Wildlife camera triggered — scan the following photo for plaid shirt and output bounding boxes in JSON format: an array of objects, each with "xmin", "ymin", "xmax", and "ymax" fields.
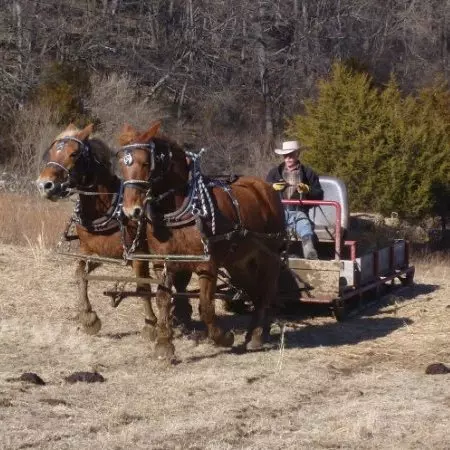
[{"xmin": 282, "ymin": 164, "xmax": 302, "ymax": 200}]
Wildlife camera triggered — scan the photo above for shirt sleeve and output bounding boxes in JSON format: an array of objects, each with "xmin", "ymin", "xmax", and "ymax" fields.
[{"xmin": 266, "ymin": 168, "xmax": 277, "ymax": 183}]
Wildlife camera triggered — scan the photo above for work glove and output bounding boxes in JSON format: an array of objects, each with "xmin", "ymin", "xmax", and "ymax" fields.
[
  {"xmin": 296, "ymin": 182, "xmax": 310, "ymax": 194},
  {"xmin": 272, "ymin": 182, "xmax": 287, "ymax": 191}
]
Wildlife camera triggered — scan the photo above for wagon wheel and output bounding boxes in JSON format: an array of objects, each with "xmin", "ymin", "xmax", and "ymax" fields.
[
  {"xmin": 332, "ymin": 298, "xmax": 348, "ymax": 322},
  {"xmin": 400, "ymin": 268, "xmax": 415, "ymax": 287}
]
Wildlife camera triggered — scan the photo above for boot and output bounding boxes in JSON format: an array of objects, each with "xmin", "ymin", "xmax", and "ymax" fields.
[{"xmin": 302, "ymin": 235, "xmax": 318, "ymax": 260}]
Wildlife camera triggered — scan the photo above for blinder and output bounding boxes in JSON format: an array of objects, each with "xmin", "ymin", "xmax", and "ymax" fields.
[{"xmin": 116, "ymin": 142, "xmax": 156, "ymax": 173}]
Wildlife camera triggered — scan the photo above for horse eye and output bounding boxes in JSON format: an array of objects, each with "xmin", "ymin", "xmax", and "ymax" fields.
[{"xmin": 70, "ymin": 150, "xmax": 81, "ymax": 158}]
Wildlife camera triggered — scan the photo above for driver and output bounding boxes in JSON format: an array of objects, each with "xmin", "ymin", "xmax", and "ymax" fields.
[{"xmin": 266, "ymin": 140, "xmax": 323, "ymax": 259}]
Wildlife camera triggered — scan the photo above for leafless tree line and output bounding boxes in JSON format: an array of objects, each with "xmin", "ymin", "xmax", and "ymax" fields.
[{"xmin": 0, "ymin": 0, "xmax": 448, "ymax": 161}]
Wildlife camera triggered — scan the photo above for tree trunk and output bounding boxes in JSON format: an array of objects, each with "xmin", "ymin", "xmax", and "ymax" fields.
[
  {"xmin": 13, "ymin": 2, "xmax": 22, "ymax": 67},
  {"xmin": 177, "ymin": 79, "xmax": 188, "ymax": 121},
  {"xmin": 256, "ymin": 2, "xmax": 274, "ymax": 150}
]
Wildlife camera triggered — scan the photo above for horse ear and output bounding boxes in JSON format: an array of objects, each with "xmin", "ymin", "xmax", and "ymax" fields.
[
  {"xmin": 118, "ymin": 123, "xmax": 137, "ymax": 145},
  {"xmin": 77, "ymin": 123, "xmax": 95, "ymax": 141},
  {"xmin": 140, "ymin": 121, "xmax": 161, "ymax": 142}
]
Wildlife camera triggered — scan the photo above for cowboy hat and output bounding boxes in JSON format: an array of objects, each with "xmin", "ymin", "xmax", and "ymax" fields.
[{"xmin": 274, "ymin": 140, "xmax": 305, "ymax": 155}]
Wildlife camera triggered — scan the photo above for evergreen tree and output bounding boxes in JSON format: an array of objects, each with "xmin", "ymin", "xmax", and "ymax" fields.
[{"xmin": 286, "ymin": 63, "xmax": 450, "ymax": 222}]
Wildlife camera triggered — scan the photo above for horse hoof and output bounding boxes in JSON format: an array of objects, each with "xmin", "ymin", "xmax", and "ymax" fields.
[
  {"xmin": 218, "ymin": 330, "xmax": 235, "ymax": 347},
  {"xmin": 173, "ymin": 323, "xmax": 192, "ymax": 338},
  {"xmin": 154, "ymin": 341, "xmax": 175, "ymax": 360},
  {"xmin": 245, "ymin": 328, "xmax": 264, "ymax": 351},
  {"xmin": 245, "ymin": 338, "xmax": 264, "ymax": 352},
  {"xmin": 80, "ymin": 312, "xmax": 102, "ymax": 335},
  {"xmin": 141, "ymin": 324, "xmax": 157, "ymax": 341}
]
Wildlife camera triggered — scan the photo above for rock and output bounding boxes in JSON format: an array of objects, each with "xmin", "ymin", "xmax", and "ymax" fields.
[
  {"xmin": 0, "ymin": 398, "xmax": 13, "ymax": 407},
  {"xmin": 425, "ymin": 363, "xmax": 450, "ymax": 375},
  {"xmin": 64, "ymin": 371, "xmax": 106, "ymax": 384},
  {"xmin": 19, "ymin": 372, "xmax": 46, "ymax": 385},
  {"xmin": 6, "ymin": 372, "xmax": 46, "ymax": 385}
]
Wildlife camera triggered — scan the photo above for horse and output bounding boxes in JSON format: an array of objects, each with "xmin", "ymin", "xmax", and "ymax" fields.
[
  {"xmin": 115, "ymin": 122, "xmax": 285, "ymax": 359},
  {"xmin": 36, "ymin": 123, "xmax": 192, "ymax": 339}
]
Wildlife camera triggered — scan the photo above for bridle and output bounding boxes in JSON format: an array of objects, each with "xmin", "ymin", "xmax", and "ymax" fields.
[
  {"xmin": 115, "ymin": 140, "xmax": 173, "ymax": 197},
  {"xmin": 117, "ymin": 141, "xmax": 219, "ymax": 232},
  {"xmin": 43, "ymin": 136, "xmax": 92, "ymax": 196}
]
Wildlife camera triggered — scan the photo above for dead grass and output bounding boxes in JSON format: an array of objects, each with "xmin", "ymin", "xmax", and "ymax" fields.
[
  {"xmin": 0, "ymin": 193, "xmax": 72, "ymax": 248},
  {"xmin": 0, "ymin": 192, "xmax": 449, "ymax": 449},
  {"xmin": 0, "ymin": 240, "xmax": 449, "ymax": 449}
]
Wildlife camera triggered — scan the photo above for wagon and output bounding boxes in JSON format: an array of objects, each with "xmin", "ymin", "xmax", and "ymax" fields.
[
  {"xmin": 276, "ymin": 176, "xmax": 415, "ymax": 320},
  {"xmin": 57, "ymin": 176, "xmax": 414, "ymax": 321}
]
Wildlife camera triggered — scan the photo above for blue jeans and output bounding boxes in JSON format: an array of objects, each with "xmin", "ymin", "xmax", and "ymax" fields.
[{"xmin": 285, "ymin": 209, "xmax": 314, "ymax": 239}]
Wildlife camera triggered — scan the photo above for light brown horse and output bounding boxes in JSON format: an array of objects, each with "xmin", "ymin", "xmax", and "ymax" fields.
[
  {"xmin": 116, "ymin": 122, "xmax": 285, "ymax": 359},
  {"xmin": 36, "ymin": 124, "xmax": 191, "ymax": 338}
]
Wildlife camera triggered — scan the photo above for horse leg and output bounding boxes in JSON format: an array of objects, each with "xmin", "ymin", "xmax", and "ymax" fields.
[
  {"xmin": 76, "ymin": 260, "xmax": 102, "ymax": 335},
  {"xmin": 154, "ymin": 271, "xmax": 175, "ymax": 360},
  {"xmin": 245, "ymin": 256, "xmax": 280, "ymax": 351},
  {"xmin": 133, "ymin": 260, "xmax": 157, "ymax": 341},
  {"xmin": 172, "ymin": 270, "xmax": 193, "ymax": 333},
  {"xmin": 198, "ymin": 270, "xmax": 234, "ymax": 347}
]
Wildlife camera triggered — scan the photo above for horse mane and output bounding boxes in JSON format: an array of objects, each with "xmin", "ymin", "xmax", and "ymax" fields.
[
  {"xmin": 153, "ymin": 134, "xmax": 185, "ymax": 160},
  {"xmin": 88, "ymin": 138, "xmax": 114, "ymax": 171}
]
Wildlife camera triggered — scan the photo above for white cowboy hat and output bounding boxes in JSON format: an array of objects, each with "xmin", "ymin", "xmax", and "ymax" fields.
[{"xmin": 274, "ymin": 140, "xmax": 305, "ymax": 155}]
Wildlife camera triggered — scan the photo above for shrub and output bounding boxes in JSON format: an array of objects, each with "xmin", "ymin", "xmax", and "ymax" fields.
[
  {"xmin": 85, "ymin": 73, "xmax": 165, "ymax": 147},
  {"xmin": 286, "ymin": 62, "xmax": 450, "ymax": 222},
  {"xmin": 35, "ymin": 61, "xmax": 93, "ymax": 126}
]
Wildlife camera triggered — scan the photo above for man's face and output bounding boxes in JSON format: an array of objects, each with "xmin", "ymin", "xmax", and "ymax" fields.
[{"xmin": 284, "ymin": 150, "xmax": 300, "ymax": 169}]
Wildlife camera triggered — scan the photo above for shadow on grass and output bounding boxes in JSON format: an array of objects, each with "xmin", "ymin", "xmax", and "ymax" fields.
[
  {"xmin": 103, "ymin": 331, "xmax": 140, "ymax": 340},
  {"xmin": 389, "ymin": 281, "xmax": 440, "ymax": 300},
  {"xmin": 210, "ymin": 281, "xmax": 442, "ymax": 353},
  {"xmin": 361, "ymin": 282, "xmax": 440, "ymax": 318},
  {"xmin": 181, "ymin": 315, "xmax": 412, "ymax": 362},
  {"xmin": 280, "ymin": 316, "xmax": 413, "ymax": 349},
  {"xmin": 181, "ymin": 315, "xmax": 414, "ymax": 362}
]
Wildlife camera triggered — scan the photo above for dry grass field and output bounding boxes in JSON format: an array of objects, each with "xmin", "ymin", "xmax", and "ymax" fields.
[{"xmin": 1, "ymin": 193, "xmax": 449, "ymax": 449}]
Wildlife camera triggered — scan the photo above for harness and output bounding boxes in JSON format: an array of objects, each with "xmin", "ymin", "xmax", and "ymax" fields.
[{"xmin": 117, "ymin": 142, "xmax": 286, "ymax": 259}]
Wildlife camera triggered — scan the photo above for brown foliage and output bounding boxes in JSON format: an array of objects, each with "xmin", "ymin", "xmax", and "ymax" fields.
[{"xmin": 0, "ymin": 192, "xmax": 72, "ymax": 247}]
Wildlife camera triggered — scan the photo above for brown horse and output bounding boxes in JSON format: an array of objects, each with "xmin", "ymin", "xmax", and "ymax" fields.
[
  {"xmin": 116, "ymin": 122, "xmax": 285, "ymax": 359},
  {"xmin": 36, "ymin": 124, "xmax": 191, "ymax": 339}
]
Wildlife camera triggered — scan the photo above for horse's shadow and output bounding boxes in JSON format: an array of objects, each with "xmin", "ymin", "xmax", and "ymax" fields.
[
  {"xmin": 181, "ymin": 315, "xmax": 412, "ymax": 362},
  {"xmin": 209, "ymin": 280, "xmax": 441, "ymax": 352}
]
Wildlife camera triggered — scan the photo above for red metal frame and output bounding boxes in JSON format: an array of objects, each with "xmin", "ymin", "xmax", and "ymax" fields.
[
  {"xmin": 344, "ymin": 240, "xmax": 357, "ymax": 261},
  {"xmin": 281, "ymin": 199, "xmax": 415, "ymax": 307},
  {"xmin": 340, "ymin": 265, "xmax": 415, "ymax": 301}
]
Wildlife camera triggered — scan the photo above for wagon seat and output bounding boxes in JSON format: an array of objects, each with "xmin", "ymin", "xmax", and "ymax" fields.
[{"xmin": 309, "ymin": 176, "xmax": 349, "ymax": 242}]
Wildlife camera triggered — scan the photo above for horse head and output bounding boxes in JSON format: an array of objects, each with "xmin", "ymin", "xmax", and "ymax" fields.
[
  {"xmin": 36, "ymin": 123, "xmax": 95, "ymax": 200},
  {"xmin": 116, "ymin": 122, "xmax": 187, "ymax": 221}
]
